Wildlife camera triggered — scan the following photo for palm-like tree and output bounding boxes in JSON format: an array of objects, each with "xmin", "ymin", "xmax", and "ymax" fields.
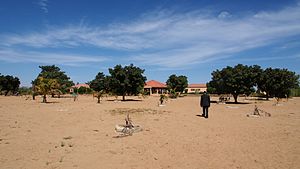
[{"xmin": 35, "ymin": 77, "xmax": 60, "ymax": 103}]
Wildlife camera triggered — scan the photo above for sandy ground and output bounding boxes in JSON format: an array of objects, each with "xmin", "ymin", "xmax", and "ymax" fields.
[{"xmin": 0, "ymin": 95, "xmax": 299, "ymax": 169}]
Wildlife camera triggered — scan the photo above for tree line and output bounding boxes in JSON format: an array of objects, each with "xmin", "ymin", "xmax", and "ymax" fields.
[
  {"xmin": 1, "ymin": 63, "xmax": 299, "ymax": 104},
  {"xmin": 208, "ymin": 64, "xmax": 299, "ymax": 103},
  {"xmin": 30, "ymin": 64, "xmax": 188, "ymax": 103}
]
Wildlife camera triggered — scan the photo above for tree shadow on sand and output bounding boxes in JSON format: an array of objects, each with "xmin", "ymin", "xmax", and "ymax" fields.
[
  {"xmin": 107, "ymin": 99, "xmax": 143, "ymax": 102},
  {"xmin": 225, "ymin": 102, "xmax": 250, "ymax": 104},
  {"xmin": 42, "ymin": 101, "xmax": 60, "ymax": 104}
]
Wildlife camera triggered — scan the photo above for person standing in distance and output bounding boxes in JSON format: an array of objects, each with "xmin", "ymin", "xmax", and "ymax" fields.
[{"xmin": 200, "ymin": 91, "xmax": 210, "ymax": 118}]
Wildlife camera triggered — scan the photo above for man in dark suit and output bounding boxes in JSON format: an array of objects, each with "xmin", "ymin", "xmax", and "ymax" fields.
[{"xmin": 200, "ymin": 91, "xmax": 210, "ymax": 118}]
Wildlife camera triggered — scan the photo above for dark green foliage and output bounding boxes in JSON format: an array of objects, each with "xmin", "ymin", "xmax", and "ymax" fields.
[
  {"xmin": 208, "ymin": 64, "xmax": 262, "ymax": 103},
  {"xmin": 18, "ymin": 87, "xmax": 32, "ymax": 95},
  {"xmin": 290, "ymin": 87, "xmax": 300, "ymax": 97},
  {"xmin": 108, "ymin": 64, "xmax": 147, "ymax": 101},
  {"xmin": 77, "ymin": 86, "xmax": 92, "ymax": 94},
  {"xmin": 0, "ymin": 73, "xmax": 20, "ymax": 95},
  {"xmin": 166, "ymin": 74, "xmax": 188, "ymax": 93},
  {"xmin": 258, "ymin": 68, "xmax": 299, "ymax": 99},
  {"xmin": 208, "ymin": 64, "xmax": 299, "ymax": 102},
  {"xmin": 89, "ymin": 72, "xmax": 109, "ymax": 92},
  {"xmin": 33, "ymin": 65, "xmax": 74, "ymax": 94}
]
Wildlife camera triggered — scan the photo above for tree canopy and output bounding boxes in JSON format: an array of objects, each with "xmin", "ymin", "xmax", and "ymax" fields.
[
  {"xmin": 166, "ymin": 74, "xmax": 188, "ymax": 93},
  {"xmin": 0, "ymin": 74, "xmax": 20, "ymax": 96},
  {"xmin": 208, "ymin": 64, "xmax": 260, "ymax": 103},
  {"xmin": 89, "ymin": 72, "xmax": 109, "ymax": 92},
  {"xmin": 108, "ymin": 64, "xmax": 147, "ymax": 101},
  {"xmin": 33, "ymin": 65, "xmax": 74, "ymax": 94},
  {"xmin": 258, "ymin": 68, "xmax": 299, "ymax": 99},
  {"xmin": 208, "ymin": 64, "xmax": 299, "ymax": 103}
]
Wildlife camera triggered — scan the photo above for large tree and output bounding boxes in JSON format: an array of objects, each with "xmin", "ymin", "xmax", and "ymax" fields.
[
  {"xmin": 166, "ymin": 74, "xmax": 188, "ymax": 93},
  {"xmin": 258, "ymin": 68, "xmax": 299, "ymax": 99},
  {"xmin": 35, "ymin": 77, "xmax": 60, "ymax": 103},
  {"xmin": 89, "ymin": 72, "xmax": 109, "ymax": 92},
  {"xmin": 108, "ymin": 64, "xmax": 147, "ymax": 101},
  {"xmin": 208, "ymin": 64, "xmax": 260, "ymax": 103},
  {"xmin": 33, "ymin": 65, "xmax": 74, "ymax": 94},
  {"xmin": 0, "ymin": 74, "xmax": 20, "ymax": 96}
]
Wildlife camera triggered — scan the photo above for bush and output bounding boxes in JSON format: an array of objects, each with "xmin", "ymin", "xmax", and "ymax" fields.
[
  {"xmin": 290, "ymin": 88, "xmax": 300, "ymax": 97},
  {"xmin": 77, "ymin": 87, "xmax": 92, "ymax": 94},
  {"xmin": 18, "ymin": 87, "xmax": 32, "ymax": 95}
]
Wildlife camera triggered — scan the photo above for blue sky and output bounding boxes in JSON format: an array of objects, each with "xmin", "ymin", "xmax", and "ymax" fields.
[{"xmin": 0, "ymin": 0, "xmax": 300, "ymax": 86}]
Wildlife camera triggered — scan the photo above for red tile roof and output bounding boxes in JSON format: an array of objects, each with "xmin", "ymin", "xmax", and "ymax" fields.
[
  {"xmin": 188, "ymin": 84, "xmax": 206, "ymax": 88},
  {"xmin": 145, "ymin": 80, "xmax": 167, "ymax": 88}
]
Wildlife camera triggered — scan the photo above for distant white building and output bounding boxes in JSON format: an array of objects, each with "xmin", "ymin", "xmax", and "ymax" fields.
[{"xmin": 186, "ymin": 84, "xmax": 207, "ymax": 93}]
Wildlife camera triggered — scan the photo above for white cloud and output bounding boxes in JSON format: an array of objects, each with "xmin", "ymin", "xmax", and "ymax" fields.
[
  {"xmin": 0, "ymin": 49, "xmax": 107, "ymax": 66},
  {"xmin": 1, "ymin": 3, "xmax": 300, "ymax": 68},
  {"xmin": 38, "ymin": 0, "xmax": 48, "ymax": 13},
  {"xmin": 218, "ymin": 11, "xmax": 232, "ymax": 19}
]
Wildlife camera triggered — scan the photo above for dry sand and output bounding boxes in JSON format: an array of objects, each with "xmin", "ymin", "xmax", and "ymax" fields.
[{"xmin": 0, "ymin": 95, "xmax": 299, "ymax": 169}]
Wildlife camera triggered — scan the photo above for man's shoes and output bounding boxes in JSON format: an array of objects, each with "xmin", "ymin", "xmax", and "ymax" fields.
[{"xmin": 201, "ymin": 114, "xmax": 205, "ymax": 117}]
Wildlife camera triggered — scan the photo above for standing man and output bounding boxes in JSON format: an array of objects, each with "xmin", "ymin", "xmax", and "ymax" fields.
[{"xmin": 200, "ymin": 91, "xmax": 210, "ymax": 118}]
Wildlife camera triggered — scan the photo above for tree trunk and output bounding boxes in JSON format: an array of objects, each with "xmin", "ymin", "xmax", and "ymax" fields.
[
  {"xmin": 122, "ymin": 95, "xmax": 125, "ymax": 101},
  {"xmin": 233, "ymin": 94, "xmax": 238, "ymax": 103},
  {"xmin": 32, "ymin": 94, "xmax": 35, "ymax": 100},
  {"xmin": 43, "ymin": 95, "xmax": 47, "ymax": 103},
  {"xmin": 97, "ymin": 96, "xmax": 100, "ymax": 103},
  {"xmin": 266, "ymin": 92, "xmax": 269, "ymax": 100}
]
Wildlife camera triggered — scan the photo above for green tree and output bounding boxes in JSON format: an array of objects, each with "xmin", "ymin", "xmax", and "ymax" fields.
[
  {"xmin": 77, "ymin": 86, "xmax": 87, "ymax": 94},
  {"xmin": 208, "ymin": 64, "xmax": 258, "ymax": 103},
  {"xmin": 0, "ymin": 74, "xmax": 20, "ymax": 95},
  {"xmin": 89, "ymin": 72, "xmax": 110, "ymax": 103},
  {"xmin": 258, "ymin": 68, "xmax": 299, "ymax": 99},
  {"xmin": 89, "ymin": 72, "xmax": 109, "ymax": 92},
  {"xmin": 35, "ymin": 77, "xmax": 60, "ymax": 103},
  {"xmin": 108, "ymin": 64, "xmax": 147, "ymax": 101},
  {"xmin": 166, "ymin": 74, "xmax": 188, "ymax": 94},
  {"xmin": 33, "ymin": 65, "xmax": 74, "ymax": 95}
]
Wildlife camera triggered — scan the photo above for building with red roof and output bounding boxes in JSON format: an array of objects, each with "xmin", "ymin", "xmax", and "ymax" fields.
[{"xmin": 144, "ymin": 80, "xmax": 167, "ymax": 95}]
